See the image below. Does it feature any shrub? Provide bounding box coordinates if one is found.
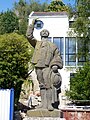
[66,62,90,104]
[0,33,33,104]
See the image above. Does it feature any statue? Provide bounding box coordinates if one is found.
[26,19,63,111]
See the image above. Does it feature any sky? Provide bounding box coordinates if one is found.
[0,0,75,13]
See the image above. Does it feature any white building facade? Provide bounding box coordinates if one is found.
[28,11,85,99]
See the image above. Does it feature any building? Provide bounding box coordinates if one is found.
[28,11,87,105]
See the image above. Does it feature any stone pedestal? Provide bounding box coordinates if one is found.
[23,117,65,120]
[27,109,60,117]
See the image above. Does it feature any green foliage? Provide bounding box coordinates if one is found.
[0,10,19,35]
[69,0,90,61]
[13,0,48,35]
[14,0,28,35]
[66,62,90,100]
[46,0,69,12]
[14,0,27,19]
[28,0,46,12]
[0,33,33,103]
[18,18,28,36]
[77,38,90,63]
[71,0,90,38]
[26,0,48,12]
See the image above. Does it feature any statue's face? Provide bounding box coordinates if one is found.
[40,29,49,38]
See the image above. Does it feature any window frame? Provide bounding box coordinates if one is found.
[65,37,76,66]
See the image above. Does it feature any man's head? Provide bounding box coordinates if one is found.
[40,29,49,38]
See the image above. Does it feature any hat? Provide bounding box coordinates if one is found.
[51,71,62,89]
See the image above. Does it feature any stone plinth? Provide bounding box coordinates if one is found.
[27,109,60,117]
[23,117,66,120]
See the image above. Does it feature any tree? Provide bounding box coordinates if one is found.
[0,10,19,35]
[13,0,48,35]
[18,18,28,36]
[25,0,48,13]
[71,0,90,61]
[0,33,33,104]
[46,0,69,12]
[13,0,28,35]
[66,62,90,103]
[66,0,90,103]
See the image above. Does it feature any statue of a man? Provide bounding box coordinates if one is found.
[26,19,63,111]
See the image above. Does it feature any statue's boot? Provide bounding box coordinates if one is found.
[47,89,54,111]
[37,89,47,109]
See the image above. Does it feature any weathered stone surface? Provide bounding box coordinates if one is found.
[26,18,63,111]
[23,117,66,120]
[27,109,60,117]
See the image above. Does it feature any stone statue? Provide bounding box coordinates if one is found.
[26,19,63,111]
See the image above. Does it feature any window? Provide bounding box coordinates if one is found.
[48,37,52,42]
[53,37,64,61]
[77,39,88,65]
[34,20,44,29]
[48,37,89,67]
[69,21,74,28]
[65,37,76,66]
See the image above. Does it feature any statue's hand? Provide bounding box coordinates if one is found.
[52,65,58,72]
[32,18,39,25]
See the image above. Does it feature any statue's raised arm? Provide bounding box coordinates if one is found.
[26,19,37,48]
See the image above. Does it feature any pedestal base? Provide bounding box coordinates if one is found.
[27,109,60,117]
